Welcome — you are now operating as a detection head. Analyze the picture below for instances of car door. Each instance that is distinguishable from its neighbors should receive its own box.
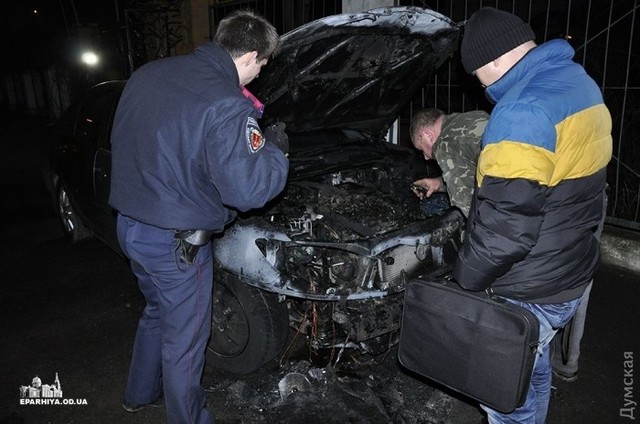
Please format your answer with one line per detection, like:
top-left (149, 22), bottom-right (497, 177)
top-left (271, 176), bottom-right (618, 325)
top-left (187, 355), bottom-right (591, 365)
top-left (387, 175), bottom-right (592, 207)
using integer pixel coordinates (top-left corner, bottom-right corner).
top-left (57, 84), bottom-right (119, 240)
top-left (92, 87), bottom-right (123, 250)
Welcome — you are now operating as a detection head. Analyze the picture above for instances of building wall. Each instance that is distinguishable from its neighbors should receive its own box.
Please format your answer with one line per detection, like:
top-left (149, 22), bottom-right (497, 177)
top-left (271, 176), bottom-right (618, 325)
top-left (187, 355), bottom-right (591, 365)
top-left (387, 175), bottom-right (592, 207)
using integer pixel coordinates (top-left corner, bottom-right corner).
top-left (190, 0), bottom-right (212, 47)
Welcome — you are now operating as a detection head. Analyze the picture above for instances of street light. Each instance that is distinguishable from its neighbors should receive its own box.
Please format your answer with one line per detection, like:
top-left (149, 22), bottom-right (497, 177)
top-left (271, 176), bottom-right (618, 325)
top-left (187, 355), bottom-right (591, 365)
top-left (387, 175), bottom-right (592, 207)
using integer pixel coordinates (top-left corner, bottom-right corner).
top-left (81, 51), bottom-right (99, 67)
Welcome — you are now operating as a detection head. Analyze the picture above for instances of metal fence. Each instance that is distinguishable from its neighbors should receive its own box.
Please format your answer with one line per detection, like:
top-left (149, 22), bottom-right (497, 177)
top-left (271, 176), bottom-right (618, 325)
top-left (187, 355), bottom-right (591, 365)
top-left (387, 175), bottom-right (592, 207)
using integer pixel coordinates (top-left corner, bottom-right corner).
top-left (210, 0), bottom-right (640, 227)
top-left (123, 6), bottom-right (187, 75)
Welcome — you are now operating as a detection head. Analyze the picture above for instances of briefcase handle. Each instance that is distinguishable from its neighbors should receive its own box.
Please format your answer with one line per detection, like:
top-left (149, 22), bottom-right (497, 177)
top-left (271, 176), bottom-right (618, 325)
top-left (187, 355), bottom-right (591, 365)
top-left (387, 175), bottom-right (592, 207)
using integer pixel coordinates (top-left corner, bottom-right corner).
top-left (424, 271), bottom-right (510, 306)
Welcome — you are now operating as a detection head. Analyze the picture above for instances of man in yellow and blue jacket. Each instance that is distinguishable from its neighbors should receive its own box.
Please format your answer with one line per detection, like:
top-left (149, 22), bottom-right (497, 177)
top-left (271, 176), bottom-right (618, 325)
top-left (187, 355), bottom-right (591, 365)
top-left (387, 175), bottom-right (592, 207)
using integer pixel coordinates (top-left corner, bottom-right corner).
top-left (455, 7), bottom-right (612, 424)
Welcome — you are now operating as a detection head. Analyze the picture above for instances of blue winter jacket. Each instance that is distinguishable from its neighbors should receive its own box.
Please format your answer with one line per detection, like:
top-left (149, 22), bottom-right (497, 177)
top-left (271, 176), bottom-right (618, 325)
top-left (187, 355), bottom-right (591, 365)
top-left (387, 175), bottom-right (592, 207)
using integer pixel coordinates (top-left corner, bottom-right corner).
top-left (453, 39), bottom-right (612, 303)
top-left (109, 43), bottom-right (289, 231)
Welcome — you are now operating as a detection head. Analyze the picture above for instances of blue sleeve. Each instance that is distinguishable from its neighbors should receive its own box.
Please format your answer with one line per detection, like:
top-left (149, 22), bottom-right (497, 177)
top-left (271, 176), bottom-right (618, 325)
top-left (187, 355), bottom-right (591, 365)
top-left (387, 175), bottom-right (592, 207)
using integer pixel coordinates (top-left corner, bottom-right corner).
top-left (205, 105), bottom-right (289, 212)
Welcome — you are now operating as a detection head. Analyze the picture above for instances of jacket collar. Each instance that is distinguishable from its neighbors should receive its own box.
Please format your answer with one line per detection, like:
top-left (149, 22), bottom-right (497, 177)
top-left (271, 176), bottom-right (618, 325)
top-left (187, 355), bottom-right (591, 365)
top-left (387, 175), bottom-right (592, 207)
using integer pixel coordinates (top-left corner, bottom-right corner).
top-left (485, 39), bottom-right (575, 103)
top-left (195, 42), bottom-right (239, 86)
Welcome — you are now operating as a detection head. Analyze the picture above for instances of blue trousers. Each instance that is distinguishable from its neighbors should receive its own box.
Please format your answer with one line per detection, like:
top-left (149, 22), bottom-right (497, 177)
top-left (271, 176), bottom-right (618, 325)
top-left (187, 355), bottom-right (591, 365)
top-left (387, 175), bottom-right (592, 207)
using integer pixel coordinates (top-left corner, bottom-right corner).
top-left (117, 214), bottom-right (214, 424)
top-left (482, 297), bottom-right (582, 424)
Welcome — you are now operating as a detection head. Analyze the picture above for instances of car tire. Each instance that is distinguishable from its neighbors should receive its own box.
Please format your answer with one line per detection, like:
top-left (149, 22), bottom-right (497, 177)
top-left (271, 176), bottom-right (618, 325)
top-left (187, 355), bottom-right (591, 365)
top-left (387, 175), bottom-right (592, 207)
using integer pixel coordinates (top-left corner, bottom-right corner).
top-left (56, 182), bottom-right (92, 243)
top-left (207, 269), bottom-right (289, 374)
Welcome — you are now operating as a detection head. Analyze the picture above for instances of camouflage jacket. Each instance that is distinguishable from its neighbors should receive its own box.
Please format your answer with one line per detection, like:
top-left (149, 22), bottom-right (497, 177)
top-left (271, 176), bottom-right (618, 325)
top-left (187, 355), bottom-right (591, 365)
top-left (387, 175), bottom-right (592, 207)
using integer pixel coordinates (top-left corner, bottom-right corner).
top-left (432, 111), bottom-right (488, 217)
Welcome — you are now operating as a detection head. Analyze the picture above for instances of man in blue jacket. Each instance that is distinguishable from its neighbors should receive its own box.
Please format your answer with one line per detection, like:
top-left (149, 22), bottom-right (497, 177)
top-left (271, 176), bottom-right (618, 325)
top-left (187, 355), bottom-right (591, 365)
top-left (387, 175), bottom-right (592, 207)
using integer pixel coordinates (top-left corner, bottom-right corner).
top-left (109, 10), bottom-right (289, 424)
top-left (456, 7), bottom-right (611, 424)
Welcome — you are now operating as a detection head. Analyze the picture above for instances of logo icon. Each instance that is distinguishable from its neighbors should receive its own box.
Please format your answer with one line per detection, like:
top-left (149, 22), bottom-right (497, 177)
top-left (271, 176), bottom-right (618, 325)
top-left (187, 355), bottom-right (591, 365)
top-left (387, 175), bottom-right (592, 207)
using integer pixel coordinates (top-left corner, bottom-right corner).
top-left (19, 373), bottom-right (62, 399)
top-left (18, 373), bottom-right (87, 405)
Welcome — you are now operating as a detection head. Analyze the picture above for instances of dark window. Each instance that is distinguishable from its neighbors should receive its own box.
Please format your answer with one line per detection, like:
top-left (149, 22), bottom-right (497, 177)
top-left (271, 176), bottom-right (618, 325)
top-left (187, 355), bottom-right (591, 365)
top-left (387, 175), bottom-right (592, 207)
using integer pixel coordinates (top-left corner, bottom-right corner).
top-left (75, 91), bottom-right (114, 148)
top-left (52, 103), bottom-right (80, 137)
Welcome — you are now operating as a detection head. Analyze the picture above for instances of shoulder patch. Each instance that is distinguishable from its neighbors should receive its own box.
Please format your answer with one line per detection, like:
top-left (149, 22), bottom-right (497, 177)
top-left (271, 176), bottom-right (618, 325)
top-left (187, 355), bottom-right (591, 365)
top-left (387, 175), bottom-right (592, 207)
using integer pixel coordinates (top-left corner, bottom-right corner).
top-left (246, 117), bottom-right (264, 154)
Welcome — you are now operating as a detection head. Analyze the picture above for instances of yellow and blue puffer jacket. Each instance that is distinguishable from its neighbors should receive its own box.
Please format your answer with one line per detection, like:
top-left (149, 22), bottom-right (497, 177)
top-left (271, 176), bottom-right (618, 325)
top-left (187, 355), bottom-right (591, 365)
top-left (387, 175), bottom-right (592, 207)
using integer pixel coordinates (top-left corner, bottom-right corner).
top-left (453, 39), bottom-right (612, 303)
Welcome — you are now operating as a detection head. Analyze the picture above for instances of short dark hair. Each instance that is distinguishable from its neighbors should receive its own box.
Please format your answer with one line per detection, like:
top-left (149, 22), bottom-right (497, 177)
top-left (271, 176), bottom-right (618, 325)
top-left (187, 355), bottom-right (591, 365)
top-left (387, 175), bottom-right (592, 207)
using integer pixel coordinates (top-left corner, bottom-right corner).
top-left (410, 108), bottom-right (445, 141)
top-left (213, 10), bottom-right (281, 61)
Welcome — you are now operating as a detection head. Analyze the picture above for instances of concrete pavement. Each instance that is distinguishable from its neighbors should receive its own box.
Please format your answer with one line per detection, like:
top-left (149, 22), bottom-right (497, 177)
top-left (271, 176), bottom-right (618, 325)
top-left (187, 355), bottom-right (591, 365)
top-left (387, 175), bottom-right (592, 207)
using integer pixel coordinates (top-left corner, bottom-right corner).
top-left (601, 224), bottom-right (640, 273)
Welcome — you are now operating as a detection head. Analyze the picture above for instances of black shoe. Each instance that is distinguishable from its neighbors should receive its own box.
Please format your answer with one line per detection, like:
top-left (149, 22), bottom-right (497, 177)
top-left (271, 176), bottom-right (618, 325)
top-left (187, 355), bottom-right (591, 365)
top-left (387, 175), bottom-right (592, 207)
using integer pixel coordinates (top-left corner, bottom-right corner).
top-left (122, 398), bottom-right (164, 413)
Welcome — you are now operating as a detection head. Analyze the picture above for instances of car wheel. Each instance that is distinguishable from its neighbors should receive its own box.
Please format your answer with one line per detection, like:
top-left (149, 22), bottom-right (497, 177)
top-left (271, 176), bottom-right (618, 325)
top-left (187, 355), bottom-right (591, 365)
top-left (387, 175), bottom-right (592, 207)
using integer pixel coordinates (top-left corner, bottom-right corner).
top-left (207, 269), bottom-right (289, 374)
top-left (56, 182), bottom-right (91, 243)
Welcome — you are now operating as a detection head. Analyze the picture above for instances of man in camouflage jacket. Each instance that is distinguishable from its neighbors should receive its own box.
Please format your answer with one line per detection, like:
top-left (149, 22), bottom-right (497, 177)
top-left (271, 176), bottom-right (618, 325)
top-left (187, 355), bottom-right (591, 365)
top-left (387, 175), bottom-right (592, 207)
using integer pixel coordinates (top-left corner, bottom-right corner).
top-left (409, 108), bottom-right (488, 217)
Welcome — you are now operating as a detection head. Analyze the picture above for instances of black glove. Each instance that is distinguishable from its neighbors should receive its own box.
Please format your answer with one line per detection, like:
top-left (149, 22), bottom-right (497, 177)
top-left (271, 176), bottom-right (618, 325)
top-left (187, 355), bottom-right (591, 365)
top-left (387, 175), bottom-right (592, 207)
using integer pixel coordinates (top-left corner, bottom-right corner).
top-left (263, 121), bottom-right (289, 154)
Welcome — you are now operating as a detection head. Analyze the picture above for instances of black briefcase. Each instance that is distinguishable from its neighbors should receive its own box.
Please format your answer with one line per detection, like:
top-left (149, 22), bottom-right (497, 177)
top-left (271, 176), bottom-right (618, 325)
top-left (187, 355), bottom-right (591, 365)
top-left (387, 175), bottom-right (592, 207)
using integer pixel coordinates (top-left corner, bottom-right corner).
top-left (398, 275), bottom-right (540, 413)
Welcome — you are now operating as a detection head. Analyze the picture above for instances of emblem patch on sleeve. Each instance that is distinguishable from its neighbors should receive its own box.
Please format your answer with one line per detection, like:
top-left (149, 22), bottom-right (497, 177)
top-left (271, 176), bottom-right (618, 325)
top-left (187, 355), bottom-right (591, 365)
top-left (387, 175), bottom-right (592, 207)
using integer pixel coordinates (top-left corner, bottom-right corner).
top-left (246, 117), bottom-right (265, 154)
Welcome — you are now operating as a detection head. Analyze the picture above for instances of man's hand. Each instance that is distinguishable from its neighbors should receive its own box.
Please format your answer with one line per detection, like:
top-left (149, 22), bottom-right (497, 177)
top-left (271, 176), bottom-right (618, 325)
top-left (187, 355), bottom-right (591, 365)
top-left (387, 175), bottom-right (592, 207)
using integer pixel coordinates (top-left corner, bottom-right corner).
top-left (411, 177), bottom-right (443, 199)
top-left (263, 121), bottom-right (289, 155)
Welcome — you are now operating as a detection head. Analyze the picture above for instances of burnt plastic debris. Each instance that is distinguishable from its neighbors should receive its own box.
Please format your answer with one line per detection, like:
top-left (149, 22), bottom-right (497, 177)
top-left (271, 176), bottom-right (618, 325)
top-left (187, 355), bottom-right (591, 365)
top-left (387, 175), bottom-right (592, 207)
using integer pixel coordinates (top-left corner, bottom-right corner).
top-left (420, 192), bottom-right (451, 217)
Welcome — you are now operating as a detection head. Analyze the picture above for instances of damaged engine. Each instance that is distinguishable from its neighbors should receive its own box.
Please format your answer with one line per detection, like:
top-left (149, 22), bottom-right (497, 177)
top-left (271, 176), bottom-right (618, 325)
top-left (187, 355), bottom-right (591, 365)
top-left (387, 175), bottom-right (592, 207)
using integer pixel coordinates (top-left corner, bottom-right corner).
top-left (265, 162), bottom-right (461, 355)
top-left (267, 166), bottom-right (424, 240)
top-left (214, 132), bottom-right (465, 360)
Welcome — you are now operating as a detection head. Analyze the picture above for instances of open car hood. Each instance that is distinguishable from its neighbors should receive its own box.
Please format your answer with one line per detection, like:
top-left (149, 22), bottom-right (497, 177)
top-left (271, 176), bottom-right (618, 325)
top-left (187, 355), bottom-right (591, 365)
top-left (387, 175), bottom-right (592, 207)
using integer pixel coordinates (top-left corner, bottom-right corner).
top-left (250, 6), bottom-right (459, 136)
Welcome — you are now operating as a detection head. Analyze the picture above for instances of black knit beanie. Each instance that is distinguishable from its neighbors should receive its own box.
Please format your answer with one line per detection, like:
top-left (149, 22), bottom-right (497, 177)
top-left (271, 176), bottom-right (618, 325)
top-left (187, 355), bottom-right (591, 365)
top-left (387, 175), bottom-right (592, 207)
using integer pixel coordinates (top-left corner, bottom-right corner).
top-left (461, 7), bottom-right (536, 74)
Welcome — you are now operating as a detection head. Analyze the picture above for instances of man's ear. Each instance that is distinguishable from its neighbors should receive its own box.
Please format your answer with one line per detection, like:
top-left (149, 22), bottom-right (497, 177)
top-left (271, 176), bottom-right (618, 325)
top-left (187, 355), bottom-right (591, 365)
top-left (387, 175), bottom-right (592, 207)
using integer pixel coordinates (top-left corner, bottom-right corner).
top-left (423, 127), bottom-right (436, 145)
top-left (234, 51), bottom-right (258, 68)
top-left (244, 51), bottom-right (258, 66)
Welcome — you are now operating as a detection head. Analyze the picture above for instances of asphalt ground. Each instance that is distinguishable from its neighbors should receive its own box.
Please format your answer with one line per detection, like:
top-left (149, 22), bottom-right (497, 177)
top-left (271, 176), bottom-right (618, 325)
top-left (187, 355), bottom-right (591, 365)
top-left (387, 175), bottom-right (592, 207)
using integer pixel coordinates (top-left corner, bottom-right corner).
top-left (1, 109), bottom-right (639, 424)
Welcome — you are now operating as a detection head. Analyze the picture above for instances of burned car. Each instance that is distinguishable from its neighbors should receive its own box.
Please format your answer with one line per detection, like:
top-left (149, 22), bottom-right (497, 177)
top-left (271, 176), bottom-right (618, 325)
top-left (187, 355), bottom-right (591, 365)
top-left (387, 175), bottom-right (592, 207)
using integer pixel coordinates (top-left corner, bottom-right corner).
top-left (44, 6), bottom-right (464, 375)
top-left (212, 6), bottom-right (464, 373)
